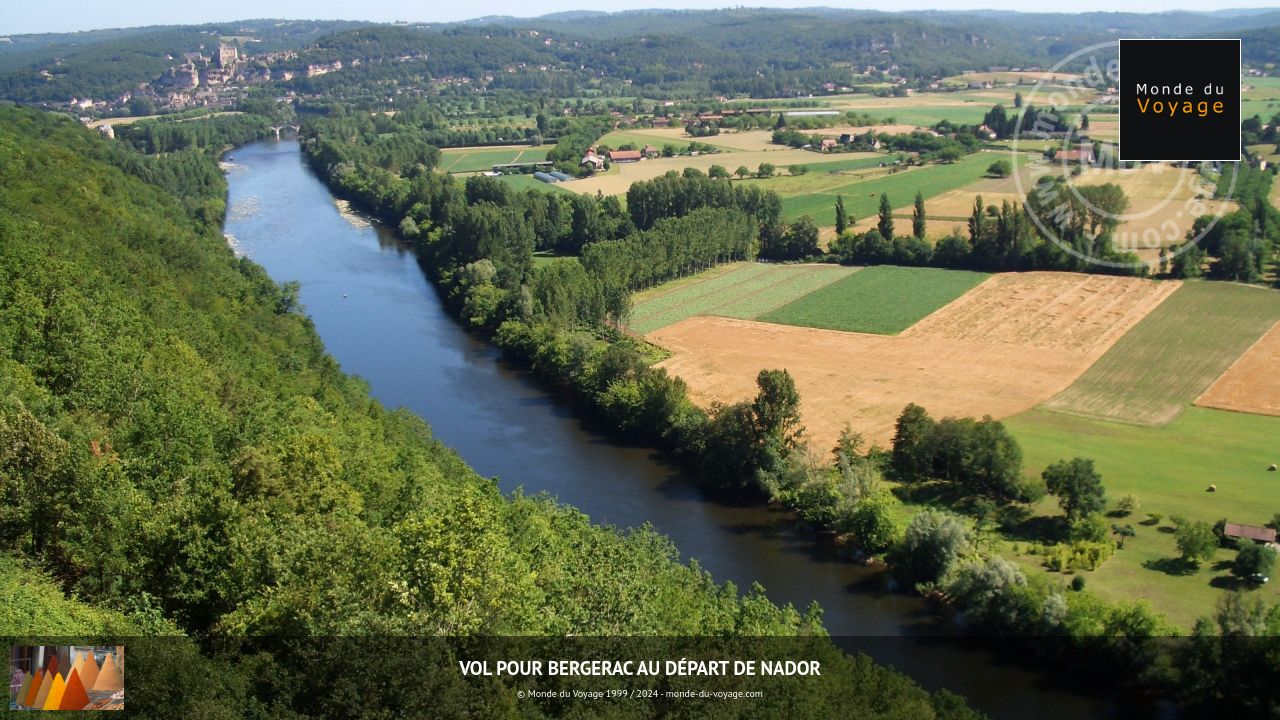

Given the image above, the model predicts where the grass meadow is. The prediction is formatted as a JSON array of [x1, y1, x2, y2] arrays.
[[439, 146, 548, 173], [759, 265, 989, 334], [779, 152, 1005, 225], [1004, 406, 1280, 627], [627, 263, 857, 334]]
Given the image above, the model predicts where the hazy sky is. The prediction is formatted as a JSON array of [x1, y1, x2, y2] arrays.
[[3, 0, 1279, 35]]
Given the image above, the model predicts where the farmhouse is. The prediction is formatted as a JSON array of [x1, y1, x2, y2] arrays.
[[1056, 142, 1095, 165], [642, 144, 660, 158], [820, 138, 838, 152], [609, 150, 643, 163], [581, 150, 605, 170], [1223, 522, 1278, 546]]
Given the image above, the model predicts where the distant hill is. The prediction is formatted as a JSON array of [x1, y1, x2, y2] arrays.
[[4, 8, 1280, 103]]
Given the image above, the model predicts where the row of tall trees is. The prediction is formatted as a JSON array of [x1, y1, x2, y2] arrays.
[[828, 185, 1144, 275], [625, 168, 782, 231]]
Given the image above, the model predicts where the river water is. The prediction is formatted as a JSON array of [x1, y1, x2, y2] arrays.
[[222, 138, 1126, 720]]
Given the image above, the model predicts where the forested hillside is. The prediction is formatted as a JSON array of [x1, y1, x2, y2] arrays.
[[0, 106, 977, 716], [10, 9, 1280, 105]]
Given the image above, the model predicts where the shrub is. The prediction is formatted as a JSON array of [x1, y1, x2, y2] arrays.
[[893, 509, 973, 585], [779, 476, 843, 528], [1043, 541, 1113, 572], [1115, 494, 1140, 517], [840, 495, 901, 554], [1070, 575, 1086, 591], [986, 160, 1012, 178], [1175, 521, 1218, 566], [1232, 543, 1277, 580], [1068, 513, 1110, 544], [1214, 518, 1240, 549]]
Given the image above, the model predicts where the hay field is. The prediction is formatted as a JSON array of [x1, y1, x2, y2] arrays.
[[759, 265, 988, 334], [651, 271, 1175, 449], [1196, 320, 1280, 417], [903, 272, 1180, 352], [1084, 117, 1119, 141], [780, 152, 1007, 225], [439, 145, 548, 173], [1043, 281, 1280, 425], [627, 263, 857, 334], [598, 128, 744, 153], [567, 150, 879, 196]]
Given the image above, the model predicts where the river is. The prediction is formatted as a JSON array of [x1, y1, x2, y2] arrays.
[[222, 138, 1131, 720]]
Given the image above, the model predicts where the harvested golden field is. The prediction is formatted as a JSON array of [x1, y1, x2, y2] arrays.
[[1196, 321, 1280, 417], [901, 272, 1181, 352], [1084, 117, 1119, 141], [845, 216, 969, 240], [1072, 165, 1237, 260], [650, 271, 1178, 449]]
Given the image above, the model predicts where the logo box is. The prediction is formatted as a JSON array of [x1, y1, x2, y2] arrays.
[[1119, 39, 1241, 162]]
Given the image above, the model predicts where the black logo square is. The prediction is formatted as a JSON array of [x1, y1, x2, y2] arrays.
[[1120, 39, 1240, 162]]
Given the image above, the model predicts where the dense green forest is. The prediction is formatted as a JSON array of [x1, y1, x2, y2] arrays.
[[0, 106, 988, 716]]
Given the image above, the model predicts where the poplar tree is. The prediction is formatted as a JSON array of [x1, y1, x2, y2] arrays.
[[912, 191, 926, 239], [877, 193, 894, 241]]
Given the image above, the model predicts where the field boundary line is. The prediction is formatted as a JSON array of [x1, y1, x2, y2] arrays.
[[1194, 318, 1280, 409], [702, 266, 854, 319], [628, 263, 766, 314]]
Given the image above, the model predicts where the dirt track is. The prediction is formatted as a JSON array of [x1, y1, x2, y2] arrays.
[[1196, 321, 1280, 417], [650, 272, 1179, 449]]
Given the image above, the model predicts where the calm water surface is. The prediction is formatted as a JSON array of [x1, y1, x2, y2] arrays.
[[223, 139, 1135, 720]]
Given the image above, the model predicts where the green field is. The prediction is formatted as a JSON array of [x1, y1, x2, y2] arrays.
[[597, 130, 741, 153], [1242, 100, 1280, 123], [1243, 75, 1280, 102], [868, 105, 993, 127], [439, 146, 548, 173], [746, 159, 895, 197], [791, 155, 890, 174], [1004, 407, 1280, 627], [627, 262, 858, 334], [1043, 281, 1280, 425], [780, 152, 1004, 225], [532, 251, 576, 268], [758, 265, 989, 334]]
